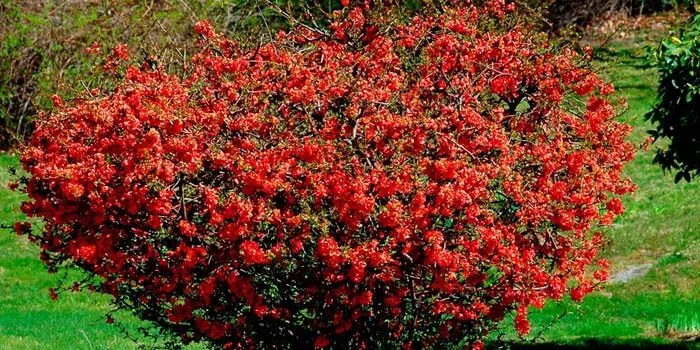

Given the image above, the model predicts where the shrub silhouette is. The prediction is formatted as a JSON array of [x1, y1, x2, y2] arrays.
[[647, 13, 700, 183]]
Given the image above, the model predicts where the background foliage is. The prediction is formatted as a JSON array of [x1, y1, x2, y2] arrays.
[[544, 0, 696, 29]]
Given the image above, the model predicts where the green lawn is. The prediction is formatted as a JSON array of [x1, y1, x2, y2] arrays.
[[1, 37, 698, 350]]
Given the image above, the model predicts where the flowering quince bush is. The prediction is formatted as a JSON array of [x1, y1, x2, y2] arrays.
[[13, 0, 638, 348]]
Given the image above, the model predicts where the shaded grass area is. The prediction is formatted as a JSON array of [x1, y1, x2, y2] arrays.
[[0, 36, 698, 350], [490, 339, 696, 350]]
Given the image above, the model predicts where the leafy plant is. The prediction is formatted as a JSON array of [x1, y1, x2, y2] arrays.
[[646, 13, 700, 182]]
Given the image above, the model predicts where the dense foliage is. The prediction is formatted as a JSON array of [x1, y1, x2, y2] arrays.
[[14, 0, 636, 348], [647, 13, 700, 182]]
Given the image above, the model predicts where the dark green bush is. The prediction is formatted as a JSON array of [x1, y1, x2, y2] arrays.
[[647, 12, 700, 182]]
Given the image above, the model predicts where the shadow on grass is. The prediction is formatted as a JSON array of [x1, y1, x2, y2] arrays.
[[488, 338, 698, 349]]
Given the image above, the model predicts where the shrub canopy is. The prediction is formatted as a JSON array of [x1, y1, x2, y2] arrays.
[[15, 0, 636, 348]]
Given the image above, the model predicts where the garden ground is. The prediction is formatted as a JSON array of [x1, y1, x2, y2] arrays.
[[0, 14, 698, 350]]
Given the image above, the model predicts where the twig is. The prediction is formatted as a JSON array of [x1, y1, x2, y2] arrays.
[[531, 308, 570, 343]]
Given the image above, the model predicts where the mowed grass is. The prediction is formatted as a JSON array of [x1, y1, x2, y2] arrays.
[[1, 36, 699, 350]]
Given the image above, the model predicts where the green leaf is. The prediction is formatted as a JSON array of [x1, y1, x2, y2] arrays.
[[300, 309, 315, 319], [483, 266, 502, 287], [444, 217, 454, 228], [675, 172, 684, 184]]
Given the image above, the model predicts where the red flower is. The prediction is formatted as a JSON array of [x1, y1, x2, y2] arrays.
[[194, 19, 216, 39], [514, 306, 531, 336], [113, 44, 129, 60], [50, 94, 62, 107], [606, 198, 625, 215], [179, 220, 197, 237], [239, 241, 271, 265], [85, 42, 101, 55], [314, 335, 331, 348], [13, 222, 25, 236], [75, 243, 97, 264]]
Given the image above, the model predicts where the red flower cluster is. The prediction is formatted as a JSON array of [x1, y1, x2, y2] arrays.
[[16, 0, 636, 348]]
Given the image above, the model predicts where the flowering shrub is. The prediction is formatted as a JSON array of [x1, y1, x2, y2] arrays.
[[14, 0, 636, 348]]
